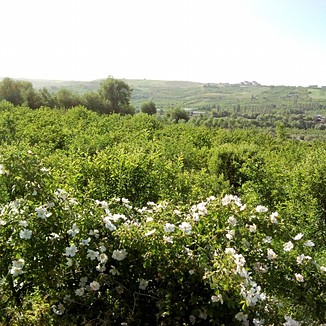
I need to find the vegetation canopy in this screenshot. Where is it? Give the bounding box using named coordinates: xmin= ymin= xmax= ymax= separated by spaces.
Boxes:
xmin=0 ymin=80 xmax=325 ymax=325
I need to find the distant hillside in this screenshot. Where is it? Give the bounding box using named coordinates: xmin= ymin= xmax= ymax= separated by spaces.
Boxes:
xmin=2 ymin=77 xmax=326 ymax=110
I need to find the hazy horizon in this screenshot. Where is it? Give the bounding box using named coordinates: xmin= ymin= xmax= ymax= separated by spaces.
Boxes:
xmin=1 ymin=0 xmax=325 ymax=87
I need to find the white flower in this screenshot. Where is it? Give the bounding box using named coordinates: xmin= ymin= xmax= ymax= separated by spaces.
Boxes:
xmin=112 ymin=249 xmax=127 ymax=261
xmin=54 ymin=188 xmax=68 ymax=200
xmin=226 ymin=229 xmax=235 ymax=240
xmin=65 ymin=245 xmax=77 ymax=257
xmin=104 ymin=219 xmax=117 ymax=231
xmin=221 ymin=194 xmax=233 ymax=206
xmin=267 ymin=248 xmax=277 ymax=260
xmin=79 ymin=277 xmax=88 ymax=287
xmin=253 ymin=319 xmax=265 ymax=326
xmin=109 ymin=266 xmax=120 ymax=275
xmin=19 ymin=228 xmax=32 ymax=240
xmin=0 ymin=164 xmax=7 ymax=175
xmin=87 ymin=249 xmax=99 ymax=260
xmin=304 ymin=240 xmax=315 ymax=247
xmin=81 ymin=238 xmax=91 ymax=246
xmin=211 ymin=294 xmax=223 ymax=304
xmin=145 ymin=229 xmax=156 ymax=236
xmin=240 ymin=204 xmax=247 ymax=211
xmin=294 ymin=273 xmax=304 ymax=282
xmin=0 ymin=219 xmax=6 ymax=226
xmin=284 ymin=315 xmax=300 ymax=326
xmin=163 ymin=222 xmax=175 ymax=233
xmin=179 ymin=221 xmax=192 ymax=235
xmin=254 ymin=262 xmax=269 ymax=273
xmin=293 ymin=233 xmax=304 ymax=241
xmin=283 ymin=241 xmax=294 ymax=252
xmin=235 ymin=312 xmax=248 ymax=322
xmin=89 ymin=281 xmax=100 ymax=291
xmin=163 ymin=235 xmax=173 ymax=243
xmin=10 ymin=266 xmax=23 ymax=277
xmin=296 ymin=254 xmax=311 ymax=264
xmin=263 ymin=236 xmax=272 ymax=243
xmin=96 ymin=264 xmax=106 ymax=272
xmin=189 ymin=315 xmax=196 ymax=325
xmin=188 ymin=269 xmax=195 ymax=275
xmin=89 ymin=229 xmax=100 ymax=238
xmin=249 ymin=224 xmax=257 ymax=233
xmin=233 ymin=195 xmax=242 ymax=207
xmin=255 ymin=205 xmax=268 ymax=213
xmin=225 ymin=247 xmax=235 ymax=255
xmin=66 ymin=258 xmax=73 ymax=267
xmin=270 ymin=212 xmax=279 ymax=223
xmin=10 ymin=259 xmax=25 ymax=277
xmin=320 ymin=266 xmax=326 ymax=272
xmin=35 ymin=206 xmax=52 ymax=219
xmin=49 ymin=232 xmax=60 ymax=240
xmin=96 ymin=200 xmax=109 ymax=209
xmin=19 ymin=220 xmax=28 ymax=227
xmin=139 ymin=279 xmax=149 ymax=290
xmin=241 ymin=283 xmax=265 ymax=307
xmin=52 ymin=303 xmax=65 ymax=315
xmin=99 ymin=245 xmax=106 ymax=252
xmin=67 ymin=223 xmax=80 ymax=237
xmin=234 ymin=254 xmax=246 ymax=267
xmin=173 ymin=209 xmax=182 ymax=216
xmin=227 ymin=215 xmax=237 ymax=226
xmin=75 ymin=288 xmax=85 ymax=296
xmin=199 ymin=311 xmax=207 ymax=320
xmin=98 ymin=253 xmax=108 ymax=264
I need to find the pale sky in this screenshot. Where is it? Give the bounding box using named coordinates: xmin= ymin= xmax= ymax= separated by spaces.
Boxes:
xmin=1 ymin=0 xmax=325 ymax=86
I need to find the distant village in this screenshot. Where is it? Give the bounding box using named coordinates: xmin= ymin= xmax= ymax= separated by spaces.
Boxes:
xmin=204 ymin=81 xmax=326 ymax=89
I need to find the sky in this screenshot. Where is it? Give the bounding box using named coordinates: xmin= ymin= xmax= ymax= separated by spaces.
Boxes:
xmin=1 ymin=0 xmax=325 ymax=86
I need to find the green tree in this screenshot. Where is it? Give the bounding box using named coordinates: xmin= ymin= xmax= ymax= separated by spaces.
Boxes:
xmin=37 ymin=87 xmax=56 ymax=108
xmin=54 ymin=88 xmax=81 ymax=108
xmin=98 ymin=77 xmax=132 ymax=114
xmin=19 ymin=81 xmax=42 ymax=109
xmin=167 ymin=107 xmax=190 ymax=123
xmin=0 ymin=77 xmax=24 ymax=106
xmin=81 ymin=92 xmax=105 ymax=113
xmin=140 ymin=101 xmax=157 ymax=115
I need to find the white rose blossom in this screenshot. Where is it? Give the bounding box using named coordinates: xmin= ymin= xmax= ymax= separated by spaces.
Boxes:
xmin=255 ymin=205 xmax=268 ymax=213
xmin=67 ymin=223 xmax=80 ymax=237
xmin=163 ymin=222 xmax=175 ymax=233
xmin=284 ymin=315 xmax=300 ymax=326
xmin=267 ymin=248 xmax=277 ymax=260
xmin=19 ymin=228 xmax=32 ymax=240
xmin=179 ymin=221 xmax=192 ymax=235
xmin=293 ymin=233 xmax=304 ymax=241
xmin=65 ymin=245 xmax=77 ymax=257
xmin=294 ymin=273 xmax=304 ymax=282
xmin=270 ymin=212 xmax=279 ymax=224
xmin=304 ymin=240 xmax=315 ymax=247
xmin=75 ymin=288 xmax=85 ymax=296
xmin=87 ymin=249 xmax=99 ymax=260
xmin=89 ymin=281 xmax=100 ymax=291
xmin=139 ymin=279 xmax=149 ymax=290
xmin=112 ymin=249 xmax=128 ymax=261
xmin=227 ymin=215 xmax=237 ymax=226
xmin=283 ymin=241 xmax=294 ymax=252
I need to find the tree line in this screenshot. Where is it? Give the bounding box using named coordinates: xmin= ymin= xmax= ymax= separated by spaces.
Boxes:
xmin=0 ymin=77 xmax=136 ymax=115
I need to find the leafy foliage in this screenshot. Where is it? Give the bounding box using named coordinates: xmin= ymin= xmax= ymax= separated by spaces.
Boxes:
xmin=0 ymin=101 xmax=325 ymax=325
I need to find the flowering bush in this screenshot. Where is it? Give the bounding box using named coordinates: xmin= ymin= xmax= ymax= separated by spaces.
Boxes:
xmin=0 ymin=106 xmax=326 ymax=324
xmin=0 ymin=184 xmax=325 ymax=324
